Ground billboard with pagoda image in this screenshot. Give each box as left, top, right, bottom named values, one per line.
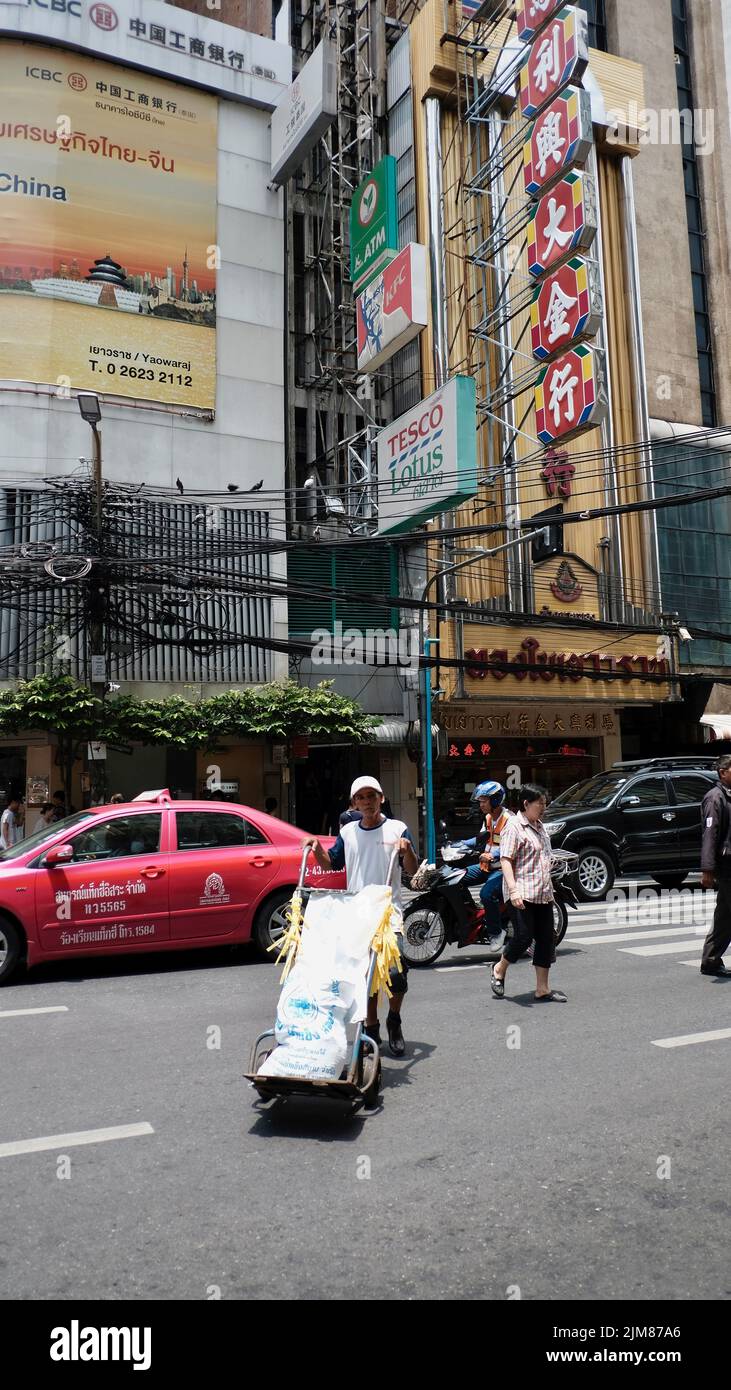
left=0, top=42, right=217, bottom=408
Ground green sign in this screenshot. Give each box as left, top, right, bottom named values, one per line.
left=350, top=156, right=399, bottom=293
left=376, top=376, right=479, bottom=536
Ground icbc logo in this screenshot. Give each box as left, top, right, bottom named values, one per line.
left=68, top=73, right=87, bottom=92
left=90, top=2, right=118, bottom=30
left=25, top=67, right=62, bottom=83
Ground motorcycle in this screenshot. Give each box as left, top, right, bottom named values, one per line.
left=401, top=832, right=580, bottom=968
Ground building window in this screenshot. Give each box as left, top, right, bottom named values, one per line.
left=288, top=545, right=397, bottom=636
left=654, top=440, right=731, bottom=668
left=578, top=0, right=607, bottom=52
left=672, top=0, right=717, bottom=427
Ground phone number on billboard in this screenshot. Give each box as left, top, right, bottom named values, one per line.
left=88, top=360, right=193, bottom=386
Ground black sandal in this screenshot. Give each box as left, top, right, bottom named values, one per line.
left=490, top=966, right=505, bottom=999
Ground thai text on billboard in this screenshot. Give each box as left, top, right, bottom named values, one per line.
left=0, top=40, right=217, bottom=408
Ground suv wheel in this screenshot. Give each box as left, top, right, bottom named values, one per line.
left=576, top=847, right=615, bottom=902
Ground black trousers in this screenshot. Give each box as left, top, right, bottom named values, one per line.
left=701, top=876, right=731, bottom=968
left=502, top=901, right=555, bottom=970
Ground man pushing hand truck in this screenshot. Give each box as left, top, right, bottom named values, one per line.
left=305, top=776, right=418, bottom=1056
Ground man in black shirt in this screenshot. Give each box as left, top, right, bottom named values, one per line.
left=700, top=754, right=731, bottom=977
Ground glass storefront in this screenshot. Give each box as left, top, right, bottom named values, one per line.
left=0, top=746, right=27, bottom=809
left=435, top=738, right=601, bottom=839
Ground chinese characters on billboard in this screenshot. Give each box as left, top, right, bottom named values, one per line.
left=0, top=41, right=217, bottom=408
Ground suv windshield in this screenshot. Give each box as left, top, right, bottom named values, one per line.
left=0, top=810, right=95, bottom=863
left=550, top=773, right=630, bottom=810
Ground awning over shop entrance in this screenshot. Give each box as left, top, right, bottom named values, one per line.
left=700, top=684, right=731, bottom=740
left=371, top=721, right=441, bottom=748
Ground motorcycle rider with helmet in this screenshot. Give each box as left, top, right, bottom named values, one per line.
left=458, top=780, right=512, bottom=948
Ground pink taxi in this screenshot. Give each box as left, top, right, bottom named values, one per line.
left=0, top=791, right=344, bottom=985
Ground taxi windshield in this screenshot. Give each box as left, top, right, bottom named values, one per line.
left=0, top=810, right=95, bottom=863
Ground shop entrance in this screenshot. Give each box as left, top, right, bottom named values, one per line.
left=294, top=745, right=385, bottom=835
left=435, top=738, right=601, bottom=839
left=0, top=746, right=27, bottom=812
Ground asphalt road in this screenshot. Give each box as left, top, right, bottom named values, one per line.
left=1, top=883, right=729, bottom=1303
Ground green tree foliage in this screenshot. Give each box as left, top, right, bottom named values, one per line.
left=0, top=675, right=374, bottom=749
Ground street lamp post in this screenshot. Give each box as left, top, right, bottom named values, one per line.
left=77, top=394, right=106, bottom=802
left=419, top=529, right=550, bottom=862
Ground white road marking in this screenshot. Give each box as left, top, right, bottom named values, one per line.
left=678, top=957, right=730, bottom=969
left=568, top=919, right=713, bottom=936
left=0, top=1006, right=69, bottom=1019
left=571, top=927, right=705, bottom=946
left=434, top=963, right=486, bottom=972
left=620, top=939, right=704, bottom=957
left=573, top=908, right=713, bottom=927
left=652, top=1028, right=731, bottom=1049
left=0, top=1122, right=154, bottom=1160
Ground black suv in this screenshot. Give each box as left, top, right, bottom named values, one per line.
left=543, top=758, right=718, bottom=901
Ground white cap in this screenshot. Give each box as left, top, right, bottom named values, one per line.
left=350, top=776, right=384, bottom=798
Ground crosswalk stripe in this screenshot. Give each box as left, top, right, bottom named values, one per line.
left=619, top=939, right=704, bottom=957
left=571, top=906, right=712, bottom=925
left=678, top=956, right=730, bottom=969
left=651, top=1028, right=731, bottom=1049
left=570, top=926, right=706, bottom=946
left=0, top=1006, right=69, bottom=1019
left=0, top=1122, right=155, bottom=1160
left=568, top=917, right=713, bottom=935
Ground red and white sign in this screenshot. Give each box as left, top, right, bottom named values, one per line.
left=516, top=0, right=564, bottom=42
left=531, top=256, right=603, bottom=361
left=356, top=243, right=428, bottom=373
left=527, top=170, right=597, bottom=277
left=519, top=7, right=589, bottom=121
left=535, top=343, right=608, bottom=445
left=523, top=85, right=593, bottom=199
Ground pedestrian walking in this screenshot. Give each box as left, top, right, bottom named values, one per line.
left=490, top=783, right=566, bottom=1003
left=0, top=795, right=24, bottom=850
left=33, top=802, right=56, bottom=833
left=699, top=753, right=731, bottom=977
left=304, top=775, right=418, bottom=1055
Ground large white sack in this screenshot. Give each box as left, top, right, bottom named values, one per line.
left=258, top=884, right=394, bottom=1082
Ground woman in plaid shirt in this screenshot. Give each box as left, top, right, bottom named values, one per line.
left=490, top=783, right=567, bottom=1003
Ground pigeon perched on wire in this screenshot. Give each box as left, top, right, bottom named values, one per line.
left=176, top=477, right=184, bottom=495
left=227, top=484, right=239, bottom=493
left=248, top=480, right=264, bottom=492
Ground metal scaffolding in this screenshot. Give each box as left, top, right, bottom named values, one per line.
left=286, top=0, right=390, bottom=531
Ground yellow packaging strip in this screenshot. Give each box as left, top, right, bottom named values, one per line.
left=268, top=888, right=304, bottom=983
left=369, top=892, right=402, bottom=1000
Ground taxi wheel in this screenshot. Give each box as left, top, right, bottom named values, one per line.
left=0, top=918, right=23, bottom=985
left=252, top=889, right=294, bottom=960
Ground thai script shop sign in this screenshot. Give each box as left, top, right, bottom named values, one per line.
left=376, top=376, right=478, bottom=536
left=350, top=155, right=398, bottom=294
left=0, top=40, right=217, bottom=408
left=461, top=624, right=673, bottom=702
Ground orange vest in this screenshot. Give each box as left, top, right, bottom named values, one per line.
left=483, top=809, right=511, bottom=848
